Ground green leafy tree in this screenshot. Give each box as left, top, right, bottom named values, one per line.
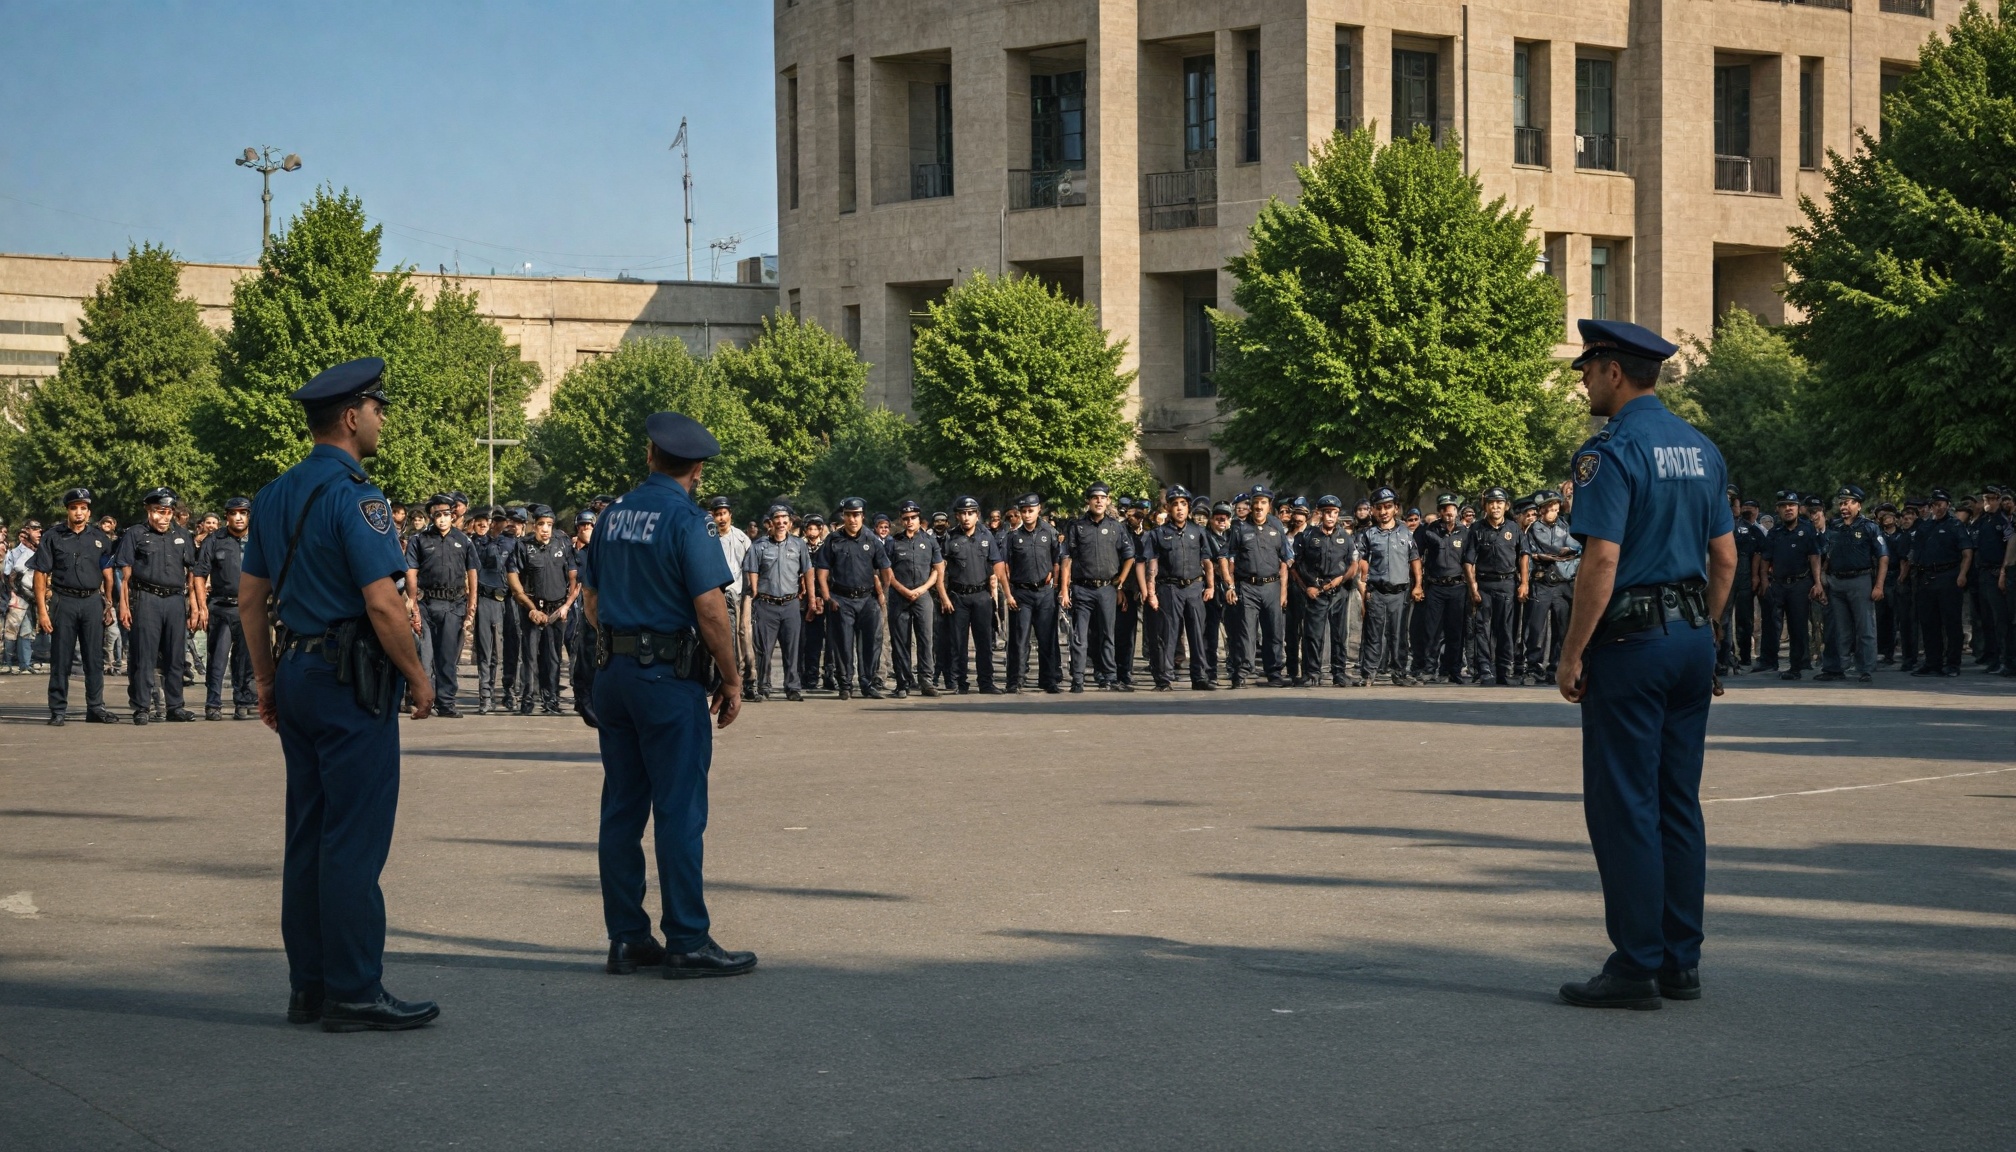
left=1210, top=127, right=1568, bottom=502
left=910, top=271, right=1134, bottom=506
left=530, top=337, right=767, bottom=512
left=1784, top=2, right=2016, bottom=486
left=796, top=406, right=916, bottom=513
left=11, top=244, right=221, bottom=518
left=371, top=284, right=539, bottom=504
left=710, top=312, right=869, bottom=499
left=206, top=187, right=422, bottom=497
left=1663, top=309, right=1835, bottom=497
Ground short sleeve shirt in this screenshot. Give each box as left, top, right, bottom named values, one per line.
left=115, top=523, right=197, bottom=588
left=242, top=443, right=410, bottom=634
left=814, top=528, right=891, bottom=590
left=883, top=530, right=943, bottom=588
left=744, top=533, right=813, bottom=597
left=581, top=472, right=733, bottom=634
left=1568, top=394, right=1733, bottom=589
left=195, top=531, right=249, bottom=599
left=30, top=522, right=116, bottom=590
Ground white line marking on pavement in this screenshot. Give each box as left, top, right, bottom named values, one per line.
left=1706, top=765, right=2016, bottom=803
left=1, top=891, right=39, bottom=917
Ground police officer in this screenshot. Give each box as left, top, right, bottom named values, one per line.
left=1200, top=501, right=1235, bottom=685
left=882, top=498, right=942, bottom=699
left=116, top=487, right=198, bottom=724
left=1757, top=491, right=1824, bottom=679
left=1293, top=495, right=1357, bottom=686
left=1142, top=487, right=1216, bottom=691
left=1816, top=485, right=1887, bottom=682
left=1356, top=488, right=1421, bottom=686
left=938, top=496, right=1003, bottom=694
left=570, top=509, right=602, bottom=724
left=1520, top=490, right=1580, bottom=685
left=1463, top=487, right=1521, bottom=687
left=404, top=494, right=477, bottom=718
left=29, top=488, right=118, bottom=725
left=814, top=496, right=890, bottom=700
left=1412, top=494, right=1467, bottom=683
left=707, top=497, right=755, bottom=694
left=508, top=505, right=578, bottom=714
left=236, top=357, right=439, bottom=1031
left=999, top=493, right=1065, bottom=693
left=1971, top=486, right=2011, bottom=674
left=498, top=506, right=530, bottom=707
left=467, top=507, right=509, bottom=712
left=1555, top=320, right=1734, bottom=1010
left=582, top=410, right=755, bottom=980
left=1222, top=484, right=1291, bottom=688
left=1060, top=483, right=1135, bottom=693
left=1112, top=498, right=1148, bottom=691
left=1903, top=488, right=1973, bottom=677
left=1729, top=497, right=1766, bottom=671
left=745, top=503, right=813, bottom=701
left=193, top=496, right=255, bottom=719
left=799, top=513, right=832, bottom=691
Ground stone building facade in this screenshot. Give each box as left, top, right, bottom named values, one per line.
left=774, top=0, right=1940, bottom=492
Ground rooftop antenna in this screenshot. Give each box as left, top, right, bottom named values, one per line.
left=670, top=117, right=694, bottom=281
left=708, top=232, right=744, bottom=281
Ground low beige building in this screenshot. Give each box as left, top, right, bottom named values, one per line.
left=0, top=253, right=777, bottom=415
left=774, top=0, right=1939, bottom=492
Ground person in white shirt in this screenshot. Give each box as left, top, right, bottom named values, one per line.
left=707, top=496, right=756, bottom=689
left=3, top=521, right=44, bottom=673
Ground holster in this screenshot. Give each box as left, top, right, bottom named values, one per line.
left=1589, top=579, right=1709, bottom=650
left=603, top=627, right=718, bottom=689
left=331, top=618, right=399, bottom=717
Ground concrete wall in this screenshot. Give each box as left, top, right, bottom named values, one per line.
left=0, top=253, right=778, bottom=415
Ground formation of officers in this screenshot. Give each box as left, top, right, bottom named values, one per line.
left=19, top=479, right=2011, bottom=725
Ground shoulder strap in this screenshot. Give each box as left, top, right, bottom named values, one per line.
left=269, top=476, right=340, bottom=614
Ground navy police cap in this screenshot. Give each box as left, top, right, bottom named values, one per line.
left=1740, top=498, right=1760, bottom=509
left=1803, top=495, right=1825, bottom=508
left=290, top=357, right=388, bottom=404
left=425, top=494, right=453, bottom=512
left=223, top=496, right=252, bottom=511
left=1537, top=490, right=1563, bottom=506
left=507, top=506, right=529, bottom=522
left=1370, top=486, right=1398, bottom=504
left=529, top=504, right=555, bottom=520
left=1436, top=493, right=1459, bottom=508
left=804, top=513, right=827, bottom=527
left=62, top=487, right=93, bottom=506
left=645, top=411, right=722, bottom=461
left=1086, top=482, right=1110, bottom=497
left=1929, top=487, right=1952, bottom=502
left=705, top=495, right=732, bottom=511
left=575, top=509, right=597, bottom=525
left=1876, top=501, right=1897, bottom=513
left=142, top=487, right=176, bottom=507
left=1165, top=484, right=1192, bottom=502
left=1775, top=490, right=1800, bottom=505
left=1482, top=486, right=1510, bottom=502
left=872, top=512, right=891, bottom=524
left=1571, top=319, right=1679, bottom=370
left=954, top=495, right=980, bottom=511
left=767, top=503, right=794, bottom=519
left=838, top=496, right=867, bottom=512
left=1288, top=495, right=1311, bottom=511
left=896, top=498, right=922, bottom=514
left=1017, top=493, right=1042, bottom=509
left=1317, top=494, right=1343, bottom=509
left=1836, top=485, right=1866, bottom=502
left=1512, top=496, right=1535, bottom=512
left=1248, top=483, right=1273, bottom=499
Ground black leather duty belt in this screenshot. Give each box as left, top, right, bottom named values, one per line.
left=948, top=582, right=990, bottom=595
left=530, top=597, right=565, bottom=612
left=1427, top=575, right=1466, bottom=586
left=830, top=585, right=874, bottom=599
left=421, top=587, right=464, bottom=601
left=1010, top=580, right=1051, bottom=591
left=1916, top=562, right=1957, bottom=574
left=1072, top=577, right=1120, bottom=588
left=755, top=593, right=800, bottom=604
left=209, top=596, right=239, bottom=607
left=1369, top=581, right=1410, bottom=594
left=1829, top=568, right=1871, bottom=578
left=480, top=587, right=508, bottom=600
left=134, top=579, right=184, bottom=598
left=1157, top=576, right=1201, bottom=588
left=1775, top=573, right=1814, bottom=584
left=1239, top=574, right=1280, bottom=585
left=1474, top=570, right=1517, bottom=580
left=54, top=585, right=100, bottom=598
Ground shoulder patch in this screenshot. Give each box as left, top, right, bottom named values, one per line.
left=706, top=523, right=719, bottom=538
left=1574, top=452, right=1602, bottom=485
left=359, top=498, right=392, bottom=534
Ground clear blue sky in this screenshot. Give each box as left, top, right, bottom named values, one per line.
left=0, top=1, right=777, bottom=280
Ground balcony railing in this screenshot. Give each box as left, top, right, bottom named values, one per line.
left=911, top=162, right=953, bottom=200
left=1183, top=146, right=1217, bottom=171
left=1514, top=125, right=1545, bottom=166
left=1575, top=133, right=1627, bottom=172
left=1237, top=114, right=1260, bottom=163
left=1714, top=154, right=1779, bottom=194
left=1880, top=0, right=1931, bottom=13
left=1778, top=0, right=1853, bottom=9
left=1142, top=167, right=1217, bottom=231
left=1008, top=168, right=1087, bottom=210
left=1394, top=116, right=1455, bottom=146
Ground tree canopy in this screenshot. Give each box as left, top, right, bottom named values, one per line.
left=1784, top=1, right=2016, bottom=487
left=796, top=406, right=917, bottom=513
left=1663, top=309, right=1835, bottom=499
left=1210, top=126, right=1574, bottom=502
left=710, top=312, right=870, bottom=501
left=10, top=243, right=221, bottom=518
left=909, top=271, right=1134, bottom=506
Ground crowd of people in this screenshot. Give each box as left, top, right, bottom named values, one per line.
left=5, top=475, right=2010, bottom=725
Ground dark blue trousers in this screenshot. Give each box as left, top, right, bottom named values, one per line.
left=277, top=648, right=401, bottom=1002
left=595, top=657, right=712, bottom=951
left=1581, top=621, right=1714, bottom=980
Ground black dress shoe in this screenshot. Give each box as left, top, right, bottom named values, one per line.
left=86, top=707, right=117, bottom=724
left=132, top=712, right=149, bottom=726
left=1114, top=682, right=1135, bottom=692
left=919, top=685, right=938, bottom=697
left=1657, top=968, right=1701, bottom=1000
left=1266, top=676, right=1288, bottom=688
left=1153, top=682, right=1174, bottom=692
left=1044, top=685, right=1063, bottom=694
left=1559, top=972, right=1662, bottom=1010
left=858, top=685, right=884, bottom=700
left=887, top=689, right=906, bottom=700
left=837, top=687, right=851, bottom=701
left=206, top=707, right=224, bottom=721
left=786, top=691, right=804, bottom=701
left=979, top=685, right=1004, bottom=695
left=47, top=712, right=64, bottom=727
left=1193, top=680, right=1216, bottom=691
left=1780, top=670, right=1802, bottom=680
left=1857, top=672, right=1873, bottom=683
left=606, top=938, right=667, bottom=975
left=435, top=705, right=462, bottom=718
left=1813, top=671, right=1845, bottom=682
left=287, top=988, right=324, bottom=1024
left=320, top=990, right=441, bottom=1032
left=1069, top=683, right=1085, bottom=693
left=662, top=938, right=757, bottom=979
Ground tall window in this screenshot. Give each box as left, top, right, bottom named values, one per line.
left=1513, top=46, right=1531, bottom=129
left=1799, top=65, right=1816, bottom=169
left=786, top=73, right=800, bottom=210
left=1575, top=58, right=1615, bottom=169
left=838, top=57, right=857, bottom=213
left=1241, top=47, right=1261, bottom=162
left=1031, top=71, right=1087, bottom=170
left=910, top=80, right=954, bottom=199
left=1590, top=245, right=1611, bottom=321
left=1335, top=31, right=1354, bottom=131
left=1714, top=65, right=1752, bottom=157
left=842, top=304, right=861, bottom=352
left=1184, top=296, right=1216, bottom=398
left=1392, top=50, right=1438, bottom=139
left=1184, top=55, right=1216, bottom=165
left=1880, top=70, right=1906, bottom=141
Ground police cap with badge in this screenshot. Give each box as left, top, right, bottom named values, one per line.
left=63, top=487, right=94, bottom=507
left=1571, top=319, right=1679, bottom=378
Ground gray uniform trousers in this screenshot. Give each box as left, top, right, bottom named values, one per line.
left=1361, top=587, right=1409, bottom=680
left=472, top=593, right=506, bottom=704
left=1067, top=581, right=1119, bottom=687
left=752, top=597, right=803, bottom=695
left=1823, top=573, right=1878, bottom=675
left=1299, top=587, right=1353, bottom=681
left=419, top=596, right=466, bottom=708
left=887, top=590, right=934, bottom=692
left=205, top=601, right=254, bottom=709
left=128, top=590, right=188, bottom=715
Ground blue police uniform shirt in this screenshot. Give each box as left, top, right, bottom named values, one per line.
left=472, top=533, right=512, bottom=591
left=1569, top=395, right=1733, bottom=589
left=242, top=443, right=410, bottom=635
left=580, top=472, right=733, bottom=635
left=1907, top=513, right=1972, bottom=567
left=1821, top=515, right=1886, bottom=572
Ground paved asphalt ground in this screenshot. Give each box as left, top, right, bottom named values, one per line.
left=2, top=661, right=2012, bottom=1151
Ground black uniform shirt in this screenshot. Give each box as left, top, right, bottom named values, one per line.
left=1415, top=520, right=1466, bottom=580
left=508, top=534, right=576, bottom=601
left=942, top=528, right=1001, bottom=587
left=1821, top=515, right=1886, bottom=573
left=1764, top=521, right=1820, bottom=578
left=1975, top=511, right=2011, bottom=568
left=1146, top=521, right=1211, bottom=581
left=473, top=534, right=512, bottom=591
left=815, top=527, right=891, bottom=591
left=1908, top=513, right=1972, bottom=568
left=194, top=531, right=249, bottom=599
left=29, top=522, right=115, bottom=591
left=406, top=527, right=476, bottom=590
left=886, top=530, right=943, bottom=589
left=1293, top=525, right=1355, bottom=583
left=1226, top=516, right=1292, bottom=579
left=1732, top=521, right=1766, bottom=567
left=1462, top=519, right=1522, bottom=575
left=1003, top=521, right=1064, bottom=584
left=1063, top=514, right=1134, bottom=582
left=115, top=523, right=197, bottom=590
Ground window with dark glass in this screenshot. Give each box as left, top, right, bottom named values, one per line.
left=787, top=74, right=800, bottom=210
left=1392, top=50, right=1438, bottom=140
left=1242, top=48, right=1260, bottom=162
left=1590, top=245, right=1610, bottom=321
left=1799, top=66, right=1816, bottom=169
left=1184, top=55, right=1216, bottom=165
left=1714, top=65, right=1751, bottom=157
left=1184, top=297, right=1216, bottom=398
left=1575, top=58, right=1616, bottom=170
left=1335, top=31, right=1353, bottom=131
left=1031, top=71, right=1087, bottom=170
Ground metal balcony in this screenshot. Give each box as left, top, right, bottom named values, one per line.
left=1008, top=168, right=1087, bottom=210
left=1714, top=154, right=1779, bottom=195
left=1142, top=167, right=1217, bottom=231
left=1575, top=133, right=1627, bottom=172
left=1880, top=0, right=1931, bottom=13
left=1514, top=125, right=1545, bottom=166
left=911, top=162, right=953, bottom=200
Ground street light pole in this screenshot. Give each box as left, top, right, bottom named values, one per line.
left=234, top=146, right=302, bottom=251
left=475, top=363, right=521, bottom=509
left=670, top=118, right=693, bottom=280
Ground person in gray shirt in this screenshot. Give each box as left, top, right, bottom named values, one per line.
left=743, top=504, right=813, bottom=701
left=1356, top=487, right=1423, bottom=686
left=1520, top=490, right=1581, bottom=685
